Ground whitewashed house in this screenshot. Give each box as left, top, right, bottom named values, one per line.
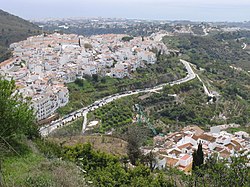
left=179, top=154, right=192, bottom=167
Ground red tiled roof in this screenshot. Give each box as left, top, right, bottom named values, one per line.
left=192, top=134, right=199, bottom=140
left=219, top=149, right=231, bottom=158
left=215, top=146, right=224, bottom=152
left=225, top=143, right=234, bottom=150
left=166, top=157, right=179, bottom=167
left=181, top=154, right=191, bottom=161
left=178, top=143, right=193, bottom=150
left=199, top=134, right=216, bottom=142
left=169, top=149, right=181, bottom=155
left=0, top=58, right=14, bottom=67
left=231, top=140, right=242, bottom=151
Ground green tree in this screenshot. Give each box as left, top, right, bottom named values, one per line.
left=4, top=39, right=9, bottom=46
left=143, top=151, right=157, bottom=172
left=192, top=143, right=204, bottom=170
left=0, top=78, right=39, bottom=185
left=192, top=150, right=198, bottom=170
left=0, top=78, right=39, bottom=140
left=121, top=36, right=134, bottom=42
left=126, top=125, right=149, bottom=165
left=197, top=143, right=204, bottom=166
left=92, top=74, right=99, bottom=82
left=74, top=78, right=84, bottom=87
left=189, top=154, right=250, bottom=187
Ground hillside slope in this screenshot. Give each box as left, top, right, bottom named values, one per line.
left=0, top=9, right=41, bottom=62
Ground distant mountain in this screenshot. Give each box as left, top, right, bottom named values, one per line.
left=0, top=9, right=41, bottom=62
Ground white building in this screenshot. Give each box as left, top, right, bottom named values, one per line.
left=32, top=88, right=69, bottom=120
left=179, top=154, right=192, bottom=167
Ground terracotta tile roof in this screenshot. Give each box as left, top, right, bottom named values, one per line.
left=225, top=140, right=242, bottom=151
left=159, top=149, right=168, bottom=155
left=164, top=141, right=174, bottom=149
left=199, top=134, right=216, bottom=142
left=219, top=149, right=231, bottom=158
left=182, top=125, right=204, bottom=136
left=192, top=134, right=199, bottom=140
left=0, top=58, right=15, bottom=68
left=231, top=140, right=242, bottom=151
left=214, top=146, right=224, bottom=152
left=169, top=149, right=182, bottom=155
left=172, top=134, right=183, bottom=142
left=178, top=143, right=193, bottom=150
left=225, top=143, right=234, bottom=150
left=181, top=154, right=191, bottom=161
left=166, top=157, right=179, bottom=167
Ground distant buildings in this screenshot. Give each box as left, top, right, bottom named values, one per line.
left=1, top=33, right=166, bottom=121
left=142, top=125, right=250, bottom=172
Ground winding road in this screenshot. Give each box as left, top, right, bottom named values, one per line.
left=40, top=59, right=196, bottom=136
left=242, top=43, right=247, bottom=50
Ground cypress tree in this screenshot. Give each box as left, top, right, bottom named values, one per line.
left=197, top=143, right=204, bottom=166
left=192, top=143, right=204, bottom=170
left=78, top=38, right=81, bottom=47
left=192, top=150, right=198, bottom=170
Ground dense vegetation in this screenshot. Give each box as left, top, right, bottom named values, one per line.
left=186, top=154, right=250, bottom=187
left=93, top=97, right=135, bottom=133
left=57, top=73, right=250, bottom=138
left=0, top=9, right=41, bottom=62
left=0, top=78, right=38, bottom=146
left=64, top=143, right=173, bottom=187
left=162, top=32, right=250, bottom=69
left=81, top=74, right=250, bottom=137
left=0, top=78, right=88, bottom=186
left=135, top=78, right=215, bottom=133
left=161, top=32, right=250, bottom=126
left=62, top=142, right=249, bottom=187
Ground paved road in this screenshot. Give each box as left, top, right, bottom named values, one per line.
left=196, top=74, right=213, bottom=97
left=242, top=43, right=247, bottom=50
left=40, top=59, right=196, bottom=136
left=82, top=111, right=88, bottom=134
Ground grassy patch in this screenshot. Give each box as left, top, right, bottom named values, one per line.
left=226, top=126, right=250, bottom=134
left=2, top=141, right=87, bottom=187
left=2, top=152, right=50, bottom=186
left=50, top=135, right=128, bottom=156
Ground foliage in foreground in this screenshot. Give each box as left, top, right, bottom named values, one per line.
left=182, top=155, right=250, bottom=187
left=0, top=78, right=40, bottom=186
left=2, top=138, right=87, bottom=187
left=63, top=143, right=173, bottom=187
left=0, top=78, right=39, bottom=141
left=63, top=142, right=250, bottom=187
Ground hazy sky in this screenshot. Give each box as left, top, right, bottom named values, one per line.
left=1, top=0, right=250, bottom=21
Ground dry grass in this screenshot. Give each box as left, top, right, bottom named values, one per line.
left=50, top=135, right=128, bottom=156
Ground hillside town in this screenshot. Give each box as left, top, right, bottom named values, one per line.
left=0, top=33, right=167, bottom=121
left=143, top=125, right=250, bottom=172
